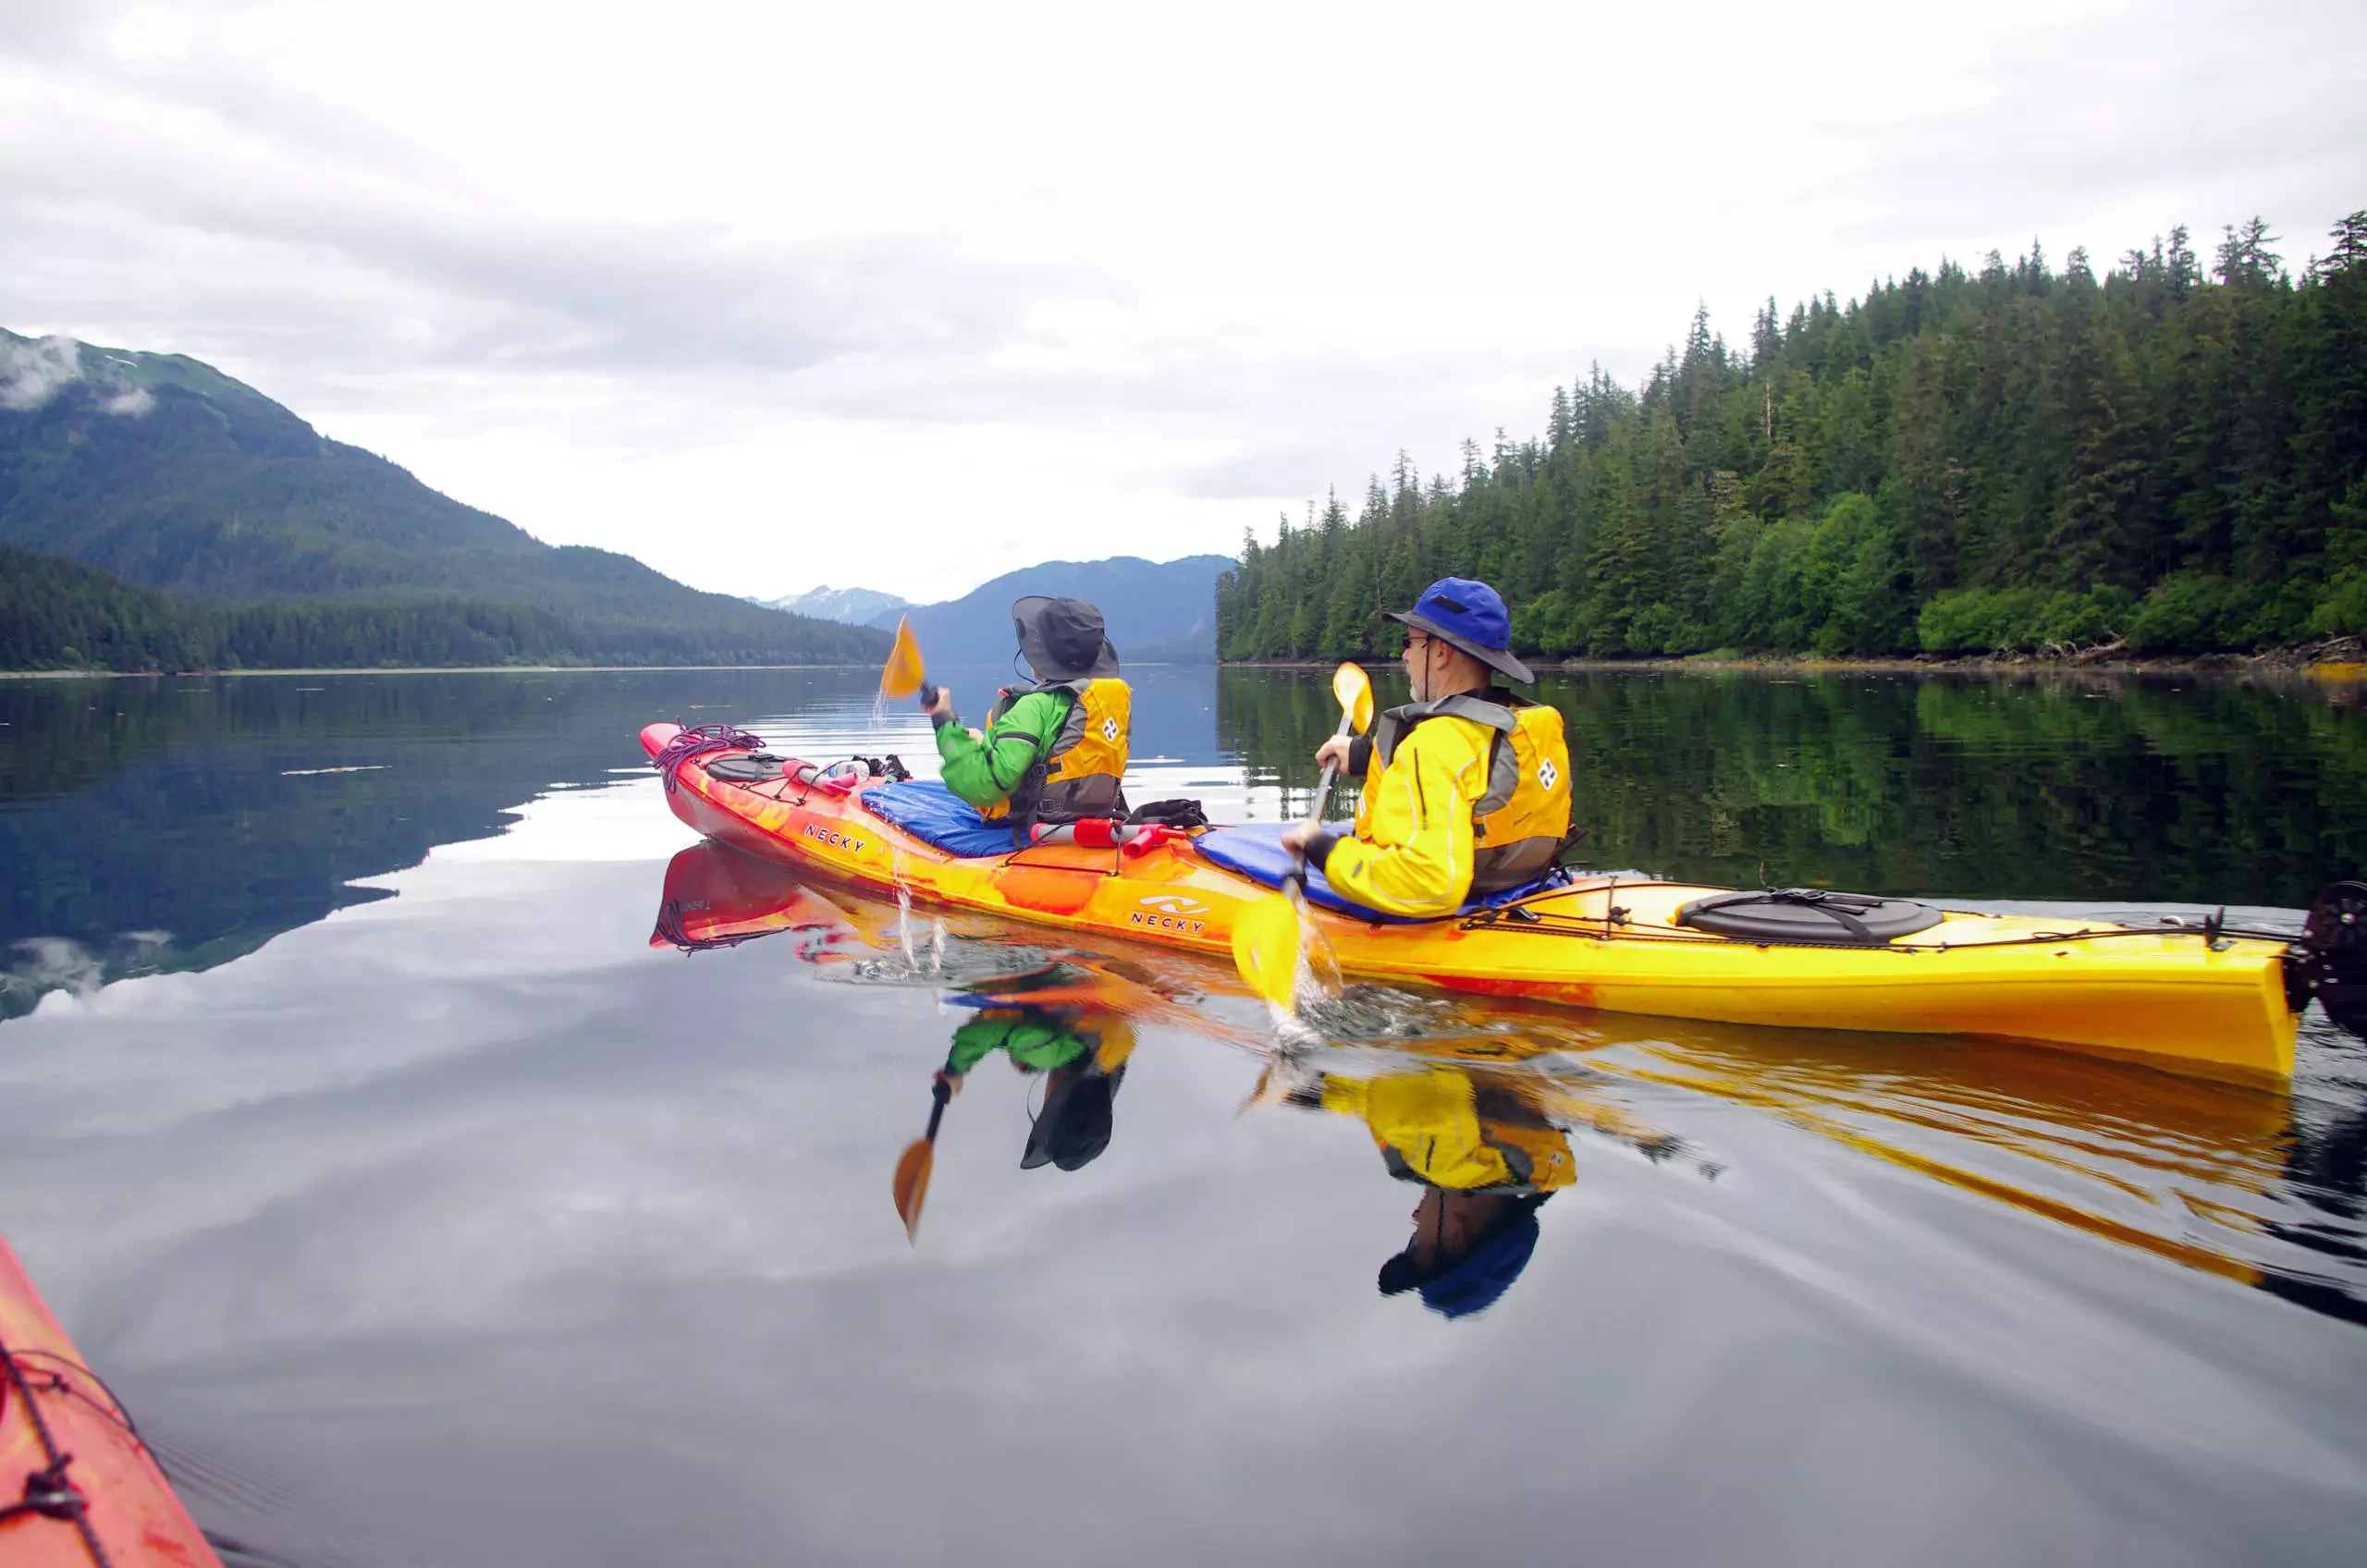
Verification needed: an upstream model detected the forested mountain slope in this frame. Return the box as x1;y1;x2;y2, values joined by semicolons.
1219;213;2367;658
0;545;889;670
0;330;885;666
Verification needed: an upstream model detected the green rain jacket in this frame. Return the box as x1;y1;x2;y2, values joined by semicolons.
934;689;1071;814
945;1012;1091;1076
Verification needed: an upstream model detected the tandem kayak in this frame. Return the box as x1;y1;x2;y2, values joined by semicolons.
641;722;2358;1079
1;1234;221;1568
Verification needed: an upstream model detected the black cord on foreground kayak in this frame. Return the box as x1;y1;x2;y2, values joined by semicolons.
0;1330;113;1567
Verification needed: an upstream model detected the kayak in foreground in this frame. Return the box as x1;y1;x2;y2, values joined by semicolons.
640;722;2359;1079
1;1233;222;1568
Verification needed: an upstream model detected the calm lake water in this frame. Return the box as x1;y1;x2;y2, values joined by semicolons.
3;665;2364;1567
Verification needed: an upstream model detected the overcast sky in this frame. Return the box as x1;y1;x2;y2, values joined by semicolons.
5;1;2362;603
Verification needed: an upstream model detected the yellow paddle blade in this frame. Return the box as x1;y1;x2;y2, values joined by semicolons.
1331;661;1375;735
880;618;927;699
890;1138;934;1242
1231;891;1302;1011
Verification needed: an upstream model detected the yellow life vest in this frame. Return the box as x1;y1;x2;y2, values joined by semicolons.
1319;1067;1576;1194
980;677;1132;825
1372;692;1571;892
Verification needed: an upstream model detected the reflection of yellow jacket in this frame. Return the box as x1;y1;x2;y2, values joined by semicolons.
1320;712;1498;917
1318;1068;1575;1194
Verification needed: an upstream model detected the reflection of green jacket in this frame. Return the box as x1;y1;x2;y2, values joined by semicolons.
935;691;1070;813
945;1011;1090;1076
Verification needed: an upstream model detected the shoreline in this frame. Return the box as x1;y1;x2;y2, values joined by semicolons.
6;643;2361;683
1223;638;2367;682
0;663;882;680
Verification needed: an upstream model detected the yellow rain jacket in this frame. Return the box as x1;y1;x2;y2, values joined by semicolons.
1318;1067;1575;1194
1313;692;1570;916
1315;706;1499;918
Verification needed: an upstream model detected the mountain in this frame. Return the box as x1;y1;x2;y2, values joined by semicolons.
876;555;1233;667
758;585;910;625
0;329;886;665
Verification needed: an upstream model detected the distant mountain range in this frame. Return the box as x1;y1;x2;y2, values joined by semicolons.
0;327;1232;672
871;555;1233;667
755;585;911;625
0;328;885;667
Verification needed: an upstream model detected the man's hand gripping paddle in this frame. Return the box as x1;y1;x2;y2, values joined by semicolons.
1230;661;1374;1012
879;617;939;711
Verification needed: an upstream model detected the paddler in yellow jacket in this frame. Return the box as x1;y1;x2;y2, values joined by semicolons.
926;595;1131;840
1280;577;1572;917
1279;1057;1575;1319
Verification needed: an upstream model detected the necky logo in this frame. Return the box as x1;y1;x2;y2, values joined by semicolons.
1136;895;1208;915
1129;892;1208;936
803;823;865;853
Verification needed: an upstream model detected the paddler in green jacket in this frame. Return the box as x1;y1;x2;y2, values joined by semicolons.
933;984;1135;1171
926;595;1133;839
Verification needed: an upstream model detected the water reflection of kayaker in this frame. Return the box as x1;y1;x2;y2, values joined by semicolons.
1280;578;1573;918
923;595;1133;839
893;965;1139;1237
1288;1060;1576;1319
935;973;1135;1173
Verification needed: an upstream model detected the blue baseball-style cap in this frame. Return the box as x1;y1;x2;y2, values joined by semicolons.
1385;577;1535;683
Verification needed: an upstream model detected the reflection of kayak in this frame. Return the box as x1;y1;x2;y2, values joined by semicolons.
1;1235;223;1567
640;723;2308;1077
649;839;2353;1308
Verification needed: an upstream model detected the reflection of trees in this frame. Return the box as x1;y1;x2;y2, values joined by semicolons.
1217;667;2367;905
0;669;862;1017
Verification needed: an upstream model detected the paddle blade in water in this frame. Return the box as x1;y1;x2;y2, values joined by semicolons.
1232;892;1302;1011
1332;661;1375;736
881;618;927;700
890;1138;934;1242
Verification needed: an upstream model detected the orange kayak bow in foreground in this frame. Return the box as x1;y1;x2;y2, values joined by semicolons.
1;1234;221;1568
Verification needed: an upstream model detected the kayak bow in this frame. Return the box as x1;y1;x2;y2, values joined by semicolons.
1;1233;222;1568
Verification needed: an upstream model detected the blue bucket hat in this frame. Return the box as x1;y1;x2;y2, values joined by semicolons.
1385;577;1534;683
1376;1198;1544;1321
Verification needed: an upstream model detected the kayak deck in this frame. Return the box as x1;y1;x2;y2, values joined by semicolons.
642;724;2300;1078
1;1235;222;1568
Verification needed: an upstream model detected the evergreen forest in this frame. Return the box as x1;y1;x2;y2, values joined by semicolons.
1215;213;2367;660
0;545;886;670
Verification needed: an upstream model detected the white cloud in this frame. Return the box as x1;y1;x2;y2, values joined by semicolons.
0;329;158;413
0;333;83;410
3;0;2361;600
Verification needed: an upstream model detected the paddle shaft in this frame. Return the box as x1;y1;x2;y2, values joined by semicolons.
1282;712;1358;896
925;1078;950;1139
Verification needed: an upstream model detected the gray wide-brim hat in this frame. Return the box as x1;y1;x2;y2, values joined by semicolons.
1021;1064;1124;1171
1013;595;1121;681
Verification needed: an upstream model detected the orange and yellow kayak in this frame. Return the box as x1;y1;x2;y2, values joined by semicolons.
1;1234;221;1568
641;723;2306;1078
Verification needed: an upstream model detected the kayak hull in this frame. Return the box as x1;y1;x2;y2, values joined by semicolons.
1;1234;222;1568
642;725;2300;1078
